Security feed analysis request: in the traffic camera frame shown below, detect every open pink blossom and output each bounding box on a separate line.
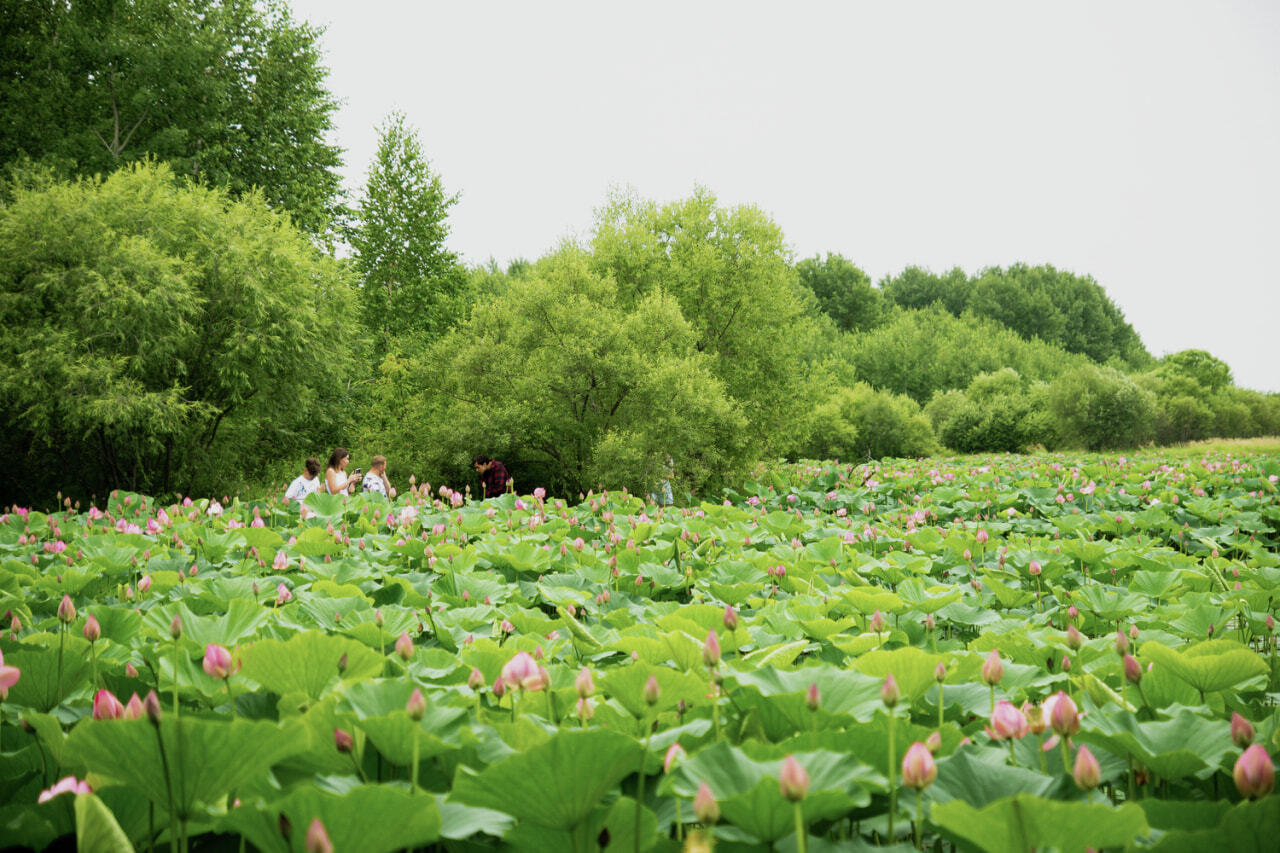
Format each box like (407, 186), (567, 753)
(38, 776), (91, 803)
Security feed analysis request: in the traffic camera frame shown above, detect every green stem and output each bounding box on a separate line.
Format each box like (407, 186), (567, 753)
(675, 799), (683, 842)
(56, 626), (65, 707)
(1060, 737), (1072, 778)
(937, 683), (944, 731)
(172, 639), (181, 722)
(1038, 734), (1047, 774)
(1008, 739), (1017, 767)
(224, 678), (235, 719)
(887, 710), (897, 842)
(988, 684), (995, 717)
(90, 641), (98, 689)
(153, 723), (178, 853)
(411, 726), (420, 793)
(794, 800), (808, 853)
(635, 717), (653, 853)
(914, 789), (923, 850)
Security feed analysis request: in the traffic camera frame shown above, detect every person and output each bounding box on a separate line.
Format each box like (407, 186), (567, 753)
(649, 454), (674, 507)
(362, 455), (392, 497)
(472, 455), (511, 499)
(284, 457), (322, 501)
(323, 447), (363, 495)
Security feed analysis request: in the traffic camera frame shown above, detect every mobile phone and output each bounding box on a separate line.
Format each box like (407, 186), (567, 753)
(355, 468), (363, 475)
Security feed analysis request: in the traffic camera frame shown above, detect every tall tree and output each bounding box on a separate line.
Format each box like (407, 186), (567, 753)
(347, 111), (465, 355)
(0, 0), (343, 236)
(796, 253), (885, 333)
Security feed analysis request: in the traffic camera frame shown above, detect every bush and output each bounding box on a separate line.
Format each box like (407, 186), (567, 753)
(933, 371), (1057, 453)
(803, 384), (936, 461)
(1048, 365), (1155, 450)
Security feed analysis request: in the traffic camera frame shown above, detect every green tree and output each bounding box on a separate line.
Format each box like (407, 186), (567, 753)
(1047, 364), (1155, 450)
(880, 266), (970, 315)
(795, 253), (885, 332)
(347, 112), (466, 355)
(1155, 349), (1233, 391)
(0, 162), (355, 504)
(802, 384), (936, 462)
(0, 0), (343, 236)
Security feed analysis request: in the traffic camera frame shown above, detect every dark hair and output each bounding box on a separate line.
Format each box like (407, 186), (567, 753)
(327, 448), (349, 470)
(472, 455), (491, 466)
(304, 457), (321, 478)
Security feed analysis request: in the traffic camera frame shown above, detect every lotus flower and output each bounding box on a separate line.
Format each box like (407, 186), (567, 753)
(988, 701), (1029, 740)
(981, 650), (1003, 685)
(92, 689), (125, 720)
(334, 728), (354, 753)
(0, 649), (22, 697)
(396, 632), (414, 661)
(1234, 744), (1275, 799)
(575, 666), (595, 698)
(406, 687), (427, 721)
(1232, 713), (1256, 749)
(902, 742), (938, 789)
(723, 605), (738, 631)
(643, 674), (661, 706)
(1044, 691), (1080, 736)
(779, 755), (809, 801)
(123, 693), (145, 720)
(138, 575), (152, 594)
(702, 631), (721, 667)
(57, 594), (76, 623)
(805, 682), (820, 712)
(1123, 654), (1142, 684)
(276, 583), (292, 604)
(38, 776), (91, 803)
(306, 818), (333, 853)
(881, 673), (900, 708)
(1073, 746), (1101, 791)
(82, 614), (101, 642)
(501, 651), (544, 691)
(694, 781), (719, 824)
(664, 743), (686, 773)
(468, 668), (486, 691)
(202, 644), (233, 679)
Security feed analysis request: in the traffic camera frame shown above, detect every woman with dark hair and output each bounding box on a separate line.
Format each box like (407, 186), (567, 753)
(285, 457), (323, 500)
(324, 448), (363, 495)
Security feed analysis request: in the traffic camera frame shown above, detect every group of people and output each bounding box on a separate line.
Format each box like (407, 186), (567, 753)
(283, 449), (514, 502)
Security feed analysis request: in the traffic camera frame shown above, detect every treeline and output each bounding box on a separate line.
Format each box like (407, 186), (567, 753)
(1, 1), (1276, 508)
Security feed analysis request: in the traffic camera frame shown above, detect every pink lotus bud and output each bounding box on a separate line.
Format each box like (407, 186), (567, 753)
(1123, 654), (1142, 684)
(123, 692), (144, 720)
(501, 651), (543, 691)
(92, 689), (125, 720)
(82, 614), (101, 643)
(138, 575), (152, 594)
(306, 818), (334, 853)
(396, 633), (414, 661)
(125, 662), (139, 679)
(779, 755), (809, 801)
(1234, 744), (1275, 799)
(406, 687), (427, 721)
(643, 674), (661, 706)
(981, 650), (1003, 686)
(1062, 655), (1072, 672)
(1073, 745), (1101, 791)
(276, 583), (292, 604)
(1045, 691), (1080, 736)
(664, 743), (686, 773)
(1066, 624), (1083, 651)
(144, 689), (163, 725)
(975, 529), (988, 545)
(10, 615), (21, 635)
(37, 776), (92, 803)
(492, 677), (505, 698)
(902, 742), (938, 789)
(723, 605), (738, 631)
(694, 781), (720, 824)
(702, 631), (721, 667)
(169, 614), (182, 639)
(575, 666), (595, 698)
(468, 668), (485, 691)
(202, 644), (233, 679)
(934, 662), (947, 683)
(988, 701), (1028, 740)
(1268, 614), (1276, 632)
(1067, 605), (1079, 621)
(1114, 630), (1129, 657)
(57, 595), (76, 624)
(805, 682), (820, 712)
(501, 619), (515, 634)
(576, 696), (594, 721)
(925, 731), (942, 754)
(1232, 712), (1256, 748)
(1028, 561), (1041, 576)
(881, 673), (900, 708)
(869, 610), (887, 633)
(1129, 624), (1139, 640)
(334, 728), (354, 753)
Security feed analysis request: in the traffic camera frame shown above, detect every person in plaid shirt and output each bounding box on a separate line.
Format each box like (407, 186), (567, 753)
(472, 455), (512, 498)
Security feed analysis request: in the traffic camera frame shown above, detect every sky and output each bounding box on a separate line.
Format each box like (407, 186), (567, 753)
(291, 0), (1280, 392)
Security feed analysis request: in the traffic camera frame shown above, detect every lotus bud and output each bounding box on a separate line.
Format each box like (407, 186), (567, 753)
(576, 696), (594, 721)
(1114, 630), (1129, 657)
(575, 666), (595, 698)
(805, 682), (820, 712)
(1129, 624), (1139, 640)
(406, 687), (427, 721)
(92, 689), (125, 720)
(880, 673), (900, 708)
(694, 781), (720, 824)
(1067, 605), (1079, 621)
(779, 754), (810, 802)
(664, 743), (686, 773)
(1232, 712), (1256, 748)
(138, 575), (152, 594)
(869, 609), (887, 633)
(334, 728), (354, 753)
(144, 689), (163, 725)
(1066, 624), (1083, 651)
(306, 818), (334, 853)
(1073, 745), (1101, 791)
(925, 731), (942, 754)
(643, 674), (661, 706)
(337, 653), (348, 674)
(125, 662), (139, 679)
(981, 650), (1003, 686)
(1123, 654), (1142, 684)
(702, 631), (721, 667)
(1062, 655), (1072, 672)
(934, 661), (947, 683)
(1268, 614), (1276, 632)
(169, 614), (182, 640)
(396, 632), (414, 661)
(723, 605), (739, 631)
(1234, 744), (1275, 799)
(374, 608), (385, 628)
(123, 693), (144, 720)
(1046, 691), (1080, 736)
(202, 644), (233, 679)
(902, 742), (938, 789)
(1023, 702), (1045, 735)
(501, 619), (515, 634)
(1028, 560), (1041, 576)
(57, 594), (76, 623)
(83, 614), (101, 643)
(492, 677), (505, 698)
(468, 668), (485, 691)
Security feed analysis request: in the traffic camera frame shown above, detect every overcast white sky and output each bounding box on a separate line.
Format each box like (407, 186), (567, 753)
(292, 0), (1279, 392)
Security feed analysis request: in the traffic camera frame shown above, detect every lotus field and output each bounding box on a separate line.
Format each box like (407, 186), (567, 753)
(2, 451), (1279, 852)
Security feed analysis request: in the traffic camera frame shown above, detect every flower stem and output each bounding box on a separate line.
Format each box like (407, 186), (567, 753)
(1060, 738), (1072, 777)
(914, 789), (923, 850)
(411, 726), (420, 793)
(635, 716), (653, 853)
(794, 800), (808, 853)
(56, 626), (65, 706)
(887, 709), (897, 842)
(937, 683), (944, 731)
(224, 678), (235, 719)
(153, 723), (178, 853)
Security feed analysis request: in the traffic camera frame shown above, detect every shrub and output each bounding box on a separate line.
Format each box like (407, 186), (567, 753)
(803, 384), (936, 461)
(1048, 365), (1156, 450)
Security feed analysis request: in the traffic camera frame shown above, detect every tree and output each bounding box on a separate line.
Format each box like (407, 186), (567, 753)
(880, 266), (970, 315)
(1155, 349), (1233, 391)
(1047, 364), (1155, 450)
(802, 384), (936, 462)
(795, 253), (885, 333)
(0, 0), (343, 236)
(0, 162), (356, 504)
(347, 112), (466, 355)
(399, 247), (748, 496)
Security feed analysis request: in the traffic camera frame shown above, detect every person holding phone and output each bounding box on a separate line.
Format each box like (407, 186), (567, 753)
(324, 448), (363, 495)
(362, 455), (392, 497)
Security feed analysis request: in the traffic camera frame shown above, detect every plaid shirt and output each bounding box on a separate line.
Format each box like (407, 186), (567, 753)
(481, 460), (510, 498)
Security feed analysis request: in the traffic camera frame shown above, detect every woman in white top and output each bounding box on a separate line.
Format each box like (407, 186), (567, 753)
(324, 447), (363, 495)
(285, 457), (323, 500)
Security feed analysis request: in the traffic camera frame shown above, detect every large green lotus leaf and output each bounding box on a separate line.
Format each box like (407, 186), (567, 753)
(449, 729), (641, 831)
(853, 647), (946, 703)
(1071, 585), (1149, 622)
(1140, 640), (1268, 695)
(435, 794), (516, 840)
(67, 717), (304, 818)
(1077, 705), (1231, 780)
(600, 662), (712, 717)
(840, 586), (903, 614)
(26, 711), (81, 770)
(980, 574), (1035, 609)
(281, 784), (442, 852)
(1144, 797), (1280, 853)
(75, 793), (135, 853)
(926, 747), (1060, 809)
(239, 631), (383, 700)
(931, 796), (1148, 853)
(356, 705), (469, 766)
(3, 646), (91, 711)
(740, 639), (810, 669)
(1137, 799), (1231, 832)
(240, 526), (284, 554)
(725, 665), (884, 725)
(85, 605), (142, 647)
(301, 492), (347, 521)
(896, 578), (963, 614)
(143, 599), (267, 648)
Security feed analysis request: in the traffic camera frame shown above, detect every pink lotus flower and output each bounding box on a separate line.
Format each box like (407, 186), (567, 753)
(702, 631), (721, 667)
(38, 776), (91, 803)
(723, 605), (739, 631)
(643, 674), (661, 706)
(83, 614), (101, 643)
(664, 743), (686, 773)
(869, 610), (887, 633)
(1073, 745), (1101, 791)
(92, 689), (125, 720)
(396, 633), (414, 661)
(272, 550), (288, 571)
(138, 575), (152, 594)
(2, 651), (25, 696)
(575, 667), (595, 698)
(206, 501), (223, 517)
(57, 594), (76, 623)
(902, 742), (938, 789)
(250, 516), (265, 528)
(1232, 713), (1256, 749)
(694, 781), (719, 824)
(1233, 744), (1274, 799)
(500, 651), (544, 691)
(805, 682), (821, 711)
(406, 687), (427, 721)
(779, 755), (809, 801)
(981, 650), (1003, 686)
(123, 693), (145, 720)
(987, 701), (1029, 740)
(276, 583), (292, 604)
(881, 673), (900, 708)
(1044, 691), (1080, 736)
(202, 644), (233, 679)
(306, 817), (333, 853)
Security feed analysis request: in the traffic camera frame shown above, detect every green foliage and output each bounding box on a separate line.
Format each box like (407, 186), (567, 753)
(801, 384), (936, 462)
(0, 162), (355, 504)
(796, 253), (886, 333)
(1048, 364), (1156, 450)
(346, 112), (466, 356)
(932, 370), (1058, 453)
(1157, 349), (1233, 391)
(0, 0), (343, 236)
(880, 265), (969, 315)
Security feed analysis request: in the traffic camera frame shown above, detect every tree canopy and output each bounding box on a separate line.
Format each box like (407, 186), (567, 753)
(796, 253), (886, 333)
